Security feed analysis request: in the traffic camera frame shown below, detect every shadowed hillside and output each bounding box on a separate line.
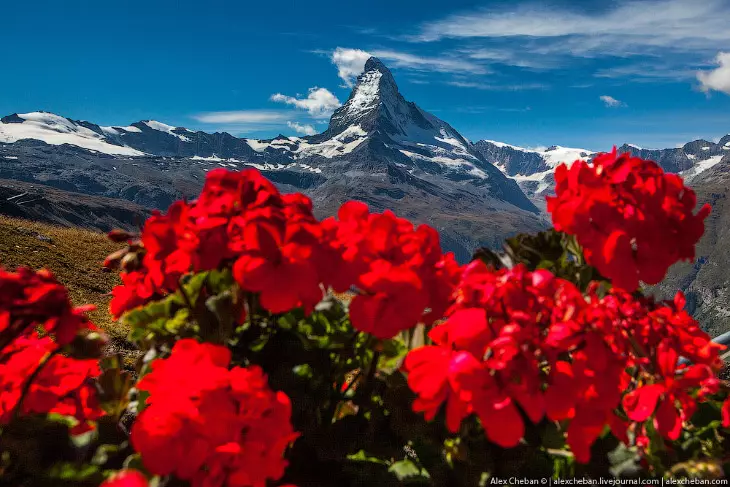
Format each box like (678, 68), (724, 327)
(0, 178), (151, 232)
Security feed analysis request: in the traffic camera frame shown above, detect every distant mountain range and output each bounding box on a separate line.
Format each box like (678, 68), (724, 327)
(1, 57), (730, 335)
(472, 137), (730, 210)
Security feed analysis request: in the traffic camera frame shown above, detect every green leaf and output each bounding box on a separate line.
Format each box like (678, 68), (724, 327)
(122, 295), (180, 328)
(607, 442), (642, 478)
(388, 459), (430, 481)
(180, 271), (211, 305)
(132, 350), (157, 416)
(96, 363), (133, 418)
(205, 268), (235, 292)
(249, 333), (271, 352)
(47, 463), (101, 481)
(293, 363), (314, 379)
(164, 307), (191, 333)
(378, 337), (409, 373)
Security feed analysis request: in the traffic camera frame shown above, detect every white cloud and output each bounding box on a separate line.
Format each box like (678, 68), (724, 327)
(460, 47), (554, 69)
(270, 87), (341, 119)
(594, 63), (701, 83)
(412, 0), (730, 63)
(190, 110), (293, 136)
(697, 52), (730, 95)
(330, 47), (488, 87)
(192, 110), (289, 124)
(415, 0), (730, 45)
(447, 80), (547, 91)
(287, 121), (317, 136)
(373, 49), (487, 74)
(331, 48), (372, 87)
(600, 95), (626, 107)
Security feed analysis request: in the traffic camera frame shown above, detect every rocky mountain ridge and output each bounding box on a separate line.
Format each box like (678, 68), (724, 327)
(0, 57), (546, 262)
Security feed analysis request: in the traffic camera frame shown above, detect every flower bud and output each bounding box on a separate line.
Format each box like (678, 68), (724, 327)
(103, 248), (129, 269)
(121, 252), (141, 272)
(67, 330), (110, 359)
(107, 229), (136, 243)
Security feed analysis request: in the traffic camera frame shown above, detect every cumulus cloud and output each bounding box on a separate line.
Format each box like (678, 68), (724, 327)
(330, 47), (488, 87)
(287, 121), (317, 136)
(270, 87), (341, 118)
(697, 52), (730, 95)
(331, 47), (372, 87)
(600, 95), (626, 107)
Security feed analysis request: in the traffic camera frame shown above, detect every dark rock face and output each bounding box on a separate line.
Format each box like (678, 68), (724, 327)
(1, 113), (24, 124)
(615, 141), (727, 175)
(473, 141), (550, 176)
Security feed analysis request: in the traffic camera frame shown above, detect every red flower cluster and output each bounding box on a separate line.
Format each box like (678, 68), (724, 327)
(403, 262), (722, 463)
(131, 339), (299, 487)
(546, 149), (710, 291)
(111, 169), (333, 318)
(109, 169), (461, 339)
(322, 202), (461, 338)
(0, 267), (96, 346)
(0, 267), (104, 434)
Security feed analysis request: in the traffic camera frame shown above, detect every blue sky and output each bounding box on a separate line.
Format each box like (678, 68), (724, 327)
(3, 0), (730, 151)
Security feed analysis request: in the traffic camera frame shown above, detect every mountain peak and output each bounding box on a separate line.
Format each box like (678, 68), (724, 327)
(325, 57), (422, 139)
(363, 57), (390, 74)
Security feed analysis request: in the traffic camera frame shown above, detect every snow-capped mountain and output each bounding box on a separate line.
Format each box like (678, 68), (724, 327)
(473, 137), (730, 209)
(2, 56), (727, 262)
(615, 139), (730, 183)
(0, 58), (545, 261)
(0, 112), (146, 156)
(0, 59), (533, 212)
(473, 141), (593, 208)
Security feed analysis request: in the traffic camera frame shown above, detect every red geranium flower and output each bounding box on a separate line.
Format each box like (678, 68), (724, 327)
(547, 149), (710, 291)
(131, 339), (298, 487)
